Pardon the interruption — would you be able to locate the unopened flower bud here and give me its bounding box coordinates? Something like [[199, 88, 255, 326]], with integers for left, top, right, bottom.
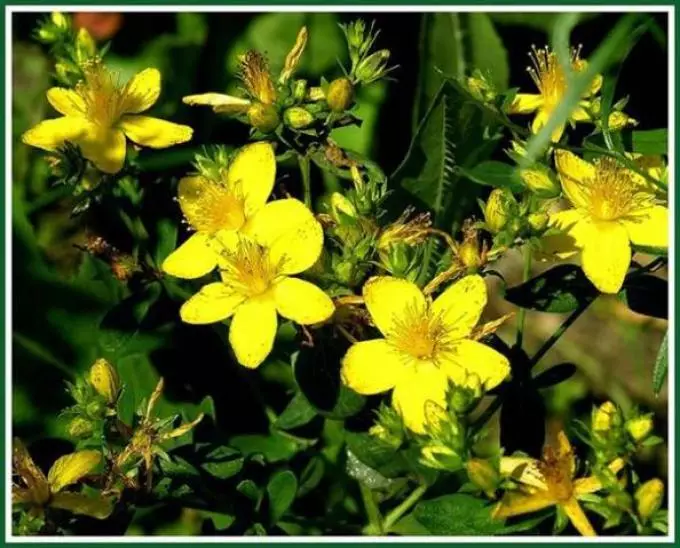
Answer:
[[331, 192, 357, 221], [355, 49, 392, 84], [467, 70, 496, 103], [420, 445, 463, 471], [484, 188, 516, 233], [68, 417, 95, 438], [75, 28, 97, 62], [283, 106, 314, 129], [528, 212, 549, 232], [449, 376, 483, 414], [626, 415, 654, 443], [326, 77, 354, 112], [292, 79, 308, 102], [635, 479, 664, 522], [458, 240, 482, 270], [466, 458, 500, 498], [592, 401, 621, 434], [307, 86, 325, 102], [247, 103, 280, 133], [519, 166, 560, 198], [88, 358, 120, 405], [51, 11, 69, 29]]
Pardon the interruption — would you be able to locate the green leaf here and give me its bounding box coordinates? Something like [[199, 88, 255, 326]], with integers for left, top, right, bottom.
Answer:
[[458, 161, 523, 192], [627, 128, 668, 155], [274, 392, 317, 431], [504, 264, 598, 313], [618, 275, 668, 319], [345, 432, 408, 479], [297, 456, 325, 497], [229, 432, 306, 464], [153, 218, 178, 269], [467, 14, 509, 90], [652, 331, 668, 396], [201, 452, 245, 480], [345, 449, 397, 491], [267, 470, 298, 524]]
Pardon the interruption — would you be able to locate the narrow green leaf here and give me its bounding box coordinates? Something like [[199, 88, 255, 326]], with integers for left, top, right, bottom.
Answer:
[[458, 161, 523, 192], [652, 331, 668, 396]]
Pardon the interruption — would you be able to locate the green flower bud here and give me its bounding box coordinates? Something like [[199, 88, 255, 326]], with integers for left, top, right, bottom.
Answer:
[[355, 49, 392, 84], [466, 458, 500, 498], [330, 192, 357, 222], [420, 445, 463, 471], [519, 166, 560, 198], [88, 358, 120, 405], [326, 77, 354, 112], [527, 212, 549, 232], [484, 188, 516, 233], [68, 417, 95, 439], [283, 106, 315, 129], [292, 79, 308, 102], [626, 415, 654, 443], [449, 376, 482, 414], [247, 103, 280, 133], [635, 479, 664, 522], [51, 11, 69, 29]]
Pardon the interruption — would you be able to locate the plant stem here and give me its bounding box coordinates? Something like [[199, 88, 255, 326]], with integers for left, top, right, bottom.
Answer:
[[382, 483, 428, 533], [359, 483, 383, 535], [298, 153, 312, 208], [529, 300, 592, 369], [515, 244, 533, 349]]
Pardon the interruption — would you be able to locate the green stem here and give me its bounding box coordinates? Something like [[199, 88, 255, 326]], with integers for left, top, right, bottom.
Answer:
[[382, 484, 428, 533], [359, 483, 383, 535], [298, 153, 312, 208], [515, 244, 533, 349], [529, 300, 592, 369]]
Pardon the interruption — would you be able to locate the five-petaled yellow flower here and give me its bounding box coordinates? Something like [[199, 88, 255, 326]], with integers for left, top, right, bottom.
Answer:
[[22, 59, 193, 174], [180, 199, 335, 368], [549, 150, 668, 293], [12, 439, 113, 519], [508, 45, 603, 142], [162, 142, 276, 279], [494, 429, 624, 537], [341, 275, 510, 433]]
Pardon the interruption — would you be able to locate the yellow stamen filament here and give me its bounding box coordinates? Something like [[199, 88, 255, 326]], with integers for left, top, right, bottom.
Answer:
[[77, 59, 129, 127], [527, 45, 582, 109], [539, 446, 575, 502], [218, 238, 280, 297], [239, 51, 277, 105], [181, 183, 246, 233], [388, 303, 450, 361]]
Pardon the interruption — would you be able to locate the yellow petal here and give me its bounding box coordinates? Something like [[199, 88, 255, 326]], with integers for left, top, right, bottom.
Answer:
[[581, 221, 630, 293], [362, 276, 427, 338], [47, 451, 101, 494], [554, 150, 594, 208], [621, 205, 668, 249], [392, 362, 448, 434], [570, 104, 592, 123], [162, 233, 219, 279], [493, 491, 556, 519], [227, 142, 276, 217], [177, 175, 246, 233], [79, 126, 127, 174], [499, 457, 547, 490], [341, 339, 409, 395], [183, 92, 251, 114], [120, 115, 193, 148], [21, 117, 90, 152], [273, 277, 334, 325], [121, 68, 161, 114], [431, 275, 487, 339], [13, 439, 50, 505], [442, 339, 510, 390], [180, 282, 244, 324], [229, 296, 278, 368], [561, 497, 596, 536], [508, 93, 543, 114], [245, 199, 323, 275], [549, 209, 592, 249], [50, 492, 114, 519], [46, 87, 86, 116]]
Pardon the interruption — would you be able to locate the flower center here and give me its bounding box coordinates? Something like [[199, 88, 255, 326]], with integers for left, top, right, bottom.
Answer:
[[181, 180, 246, 234], [218, 237, 280, 297], [389, 304, 448, 361], [584, 158, 651, 221], [527, 45, 582, 109], [77, 59, 127, 127], [539, 447, 574, 502]]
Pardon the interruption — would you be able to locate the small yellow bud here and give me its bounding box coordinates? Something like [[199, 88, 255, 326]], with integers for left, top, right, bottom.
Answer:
[[76, 28, 97, 62], [466, 458, 499, 498], [519, 167, 560, 198], [326, 77, 354, 112], [51, 11, 69, 29], [283, 106, 315, 129], [635, 479, 664, 522], [68, 417, 94, 438], [88, 358, 120, 404], [247, 103, 280, 133], [307, 86, 326, 102], [527, 212, 549, 232], [467, 70, 496, 102], [458, 240, 482, 270], [592, 401, 620, 433], [331, 192, 357, 220], [625, 415, 654, 443], [484, 188, 515, 233], [292, 79, 308, 102]]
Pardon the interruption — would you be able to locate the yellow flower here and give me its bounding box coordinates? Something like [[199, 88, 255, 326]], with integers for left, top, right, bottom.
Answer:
[[494, 429, 624, 536], [12, 439, 113, 519], [180, 199, 335, 368], [162, 142, 276, 279], [508, 46, 602, 142], [549, 150, 668, 293], [22, 59, 193, 174], [340, 275, 510, 433]]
